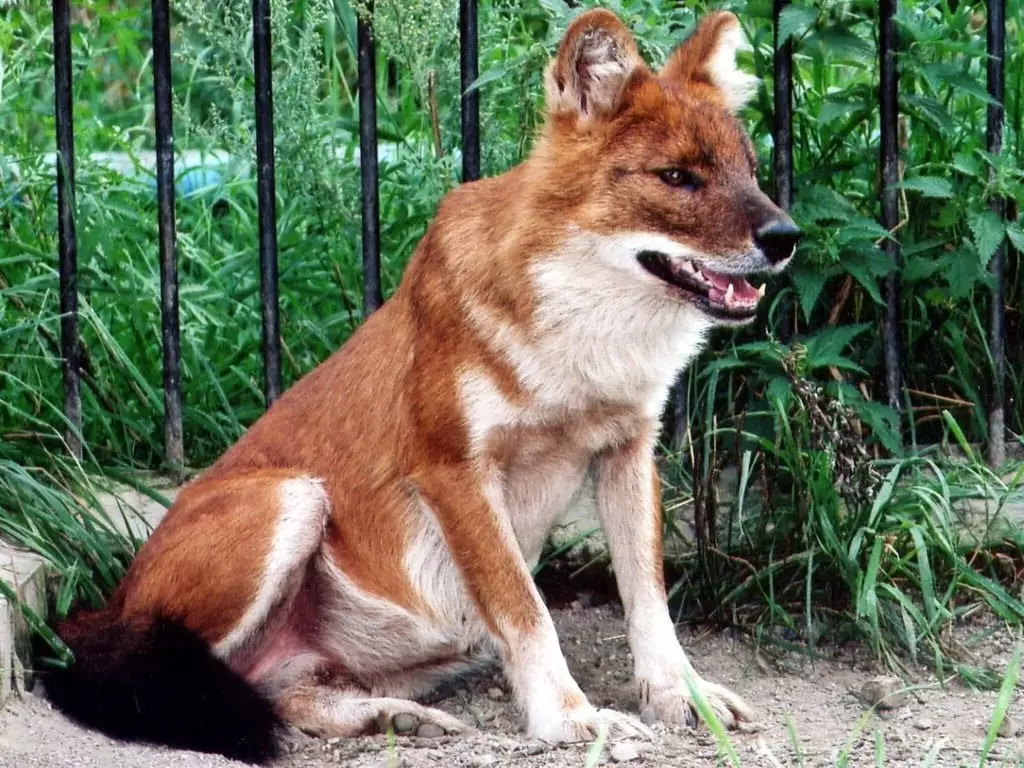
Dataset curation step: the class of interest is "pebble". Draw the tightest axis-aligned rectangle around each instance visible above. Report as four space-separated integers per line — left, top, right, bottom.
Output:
998 714 1018 738
470 754 498 767
639 708 657 727
416 722 446 738
858 676 907 710
487 686 505 701
914 718 934 731
610 742 641 763
392 713 419 734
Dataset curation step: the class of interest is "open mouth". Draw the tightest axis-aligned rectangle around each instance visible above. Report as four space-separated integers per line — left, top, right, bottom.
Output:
636 251 765 321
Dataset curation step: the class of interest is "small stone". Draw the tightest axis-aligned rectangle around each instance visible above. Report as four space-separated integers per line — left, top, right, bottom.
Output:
392 712 419 734
858 676 907 710
914 718 934 731
639 707 657 727
610 743 641 763
998 714 1018 738
487 686 505 701
416 722 446 738
470 754 498 767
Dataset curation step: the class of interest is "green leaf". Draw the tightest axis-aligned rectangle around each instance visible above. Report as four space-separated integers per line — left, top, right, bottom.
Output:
900 176 954 199
951 152 982 176
465 65 509 95
814 24 875 61
1006 223 1024 253
901 255 940 284
537 0 571 18
803 323 872 367
789 265 829 321
842 246 889 306
970 209 1006 267
904 94 956 134
766 376 792 405
940 247 982 298
777 5 818 44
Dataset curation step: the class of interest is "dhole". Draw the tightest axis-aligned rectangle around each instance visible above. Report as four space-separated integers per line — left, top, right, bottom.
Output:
42 7 800 763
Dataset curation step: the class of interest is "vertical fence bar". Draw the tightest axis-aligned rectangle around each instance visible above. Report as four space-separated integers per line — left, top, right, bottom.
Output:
771 0 794 344
773 0 793 210
986 0 1006 467
52 0 82 460
253 0 282 405
459 0 480 182
879 0 903 414
357 2 382 317
151 0 184 470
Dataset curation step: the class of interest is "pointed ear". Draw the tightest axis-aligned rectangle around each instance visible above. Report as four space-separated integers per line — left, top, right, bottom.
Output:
660 11 758 113
544 9 646 123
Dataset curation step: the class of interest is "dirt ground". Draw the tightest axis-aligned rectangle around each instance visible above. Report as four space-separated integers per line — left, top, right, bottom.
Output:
0 602 1021 768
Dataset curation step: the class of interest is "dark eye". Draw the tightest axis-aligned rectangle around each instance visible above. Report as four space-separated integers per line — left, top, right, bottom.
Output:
657 168 702 191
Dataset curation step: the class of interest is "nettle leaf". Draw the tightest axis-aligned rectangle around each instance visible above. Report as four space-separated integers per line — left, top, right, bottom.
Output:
1007 223 1024 253
850 398 903 454
900 175 954 199
902 254 941 284
843 246 889 306
793 186 858 224
970 209 1006 267
904 94 956 134
951 152 982 176
789 263 831 322
777 4 818 44
814 24 875 61
803 323 872 372
941 247 983 298
836 217 890 244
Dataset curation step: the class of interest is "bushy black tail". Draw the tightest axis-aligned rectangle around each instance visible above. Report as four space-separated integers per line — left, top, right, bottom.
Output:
36 611 283 765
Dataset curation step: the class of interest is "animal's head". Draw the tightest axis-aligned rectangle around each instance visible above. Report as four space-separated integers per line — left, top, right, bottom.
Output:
535 8 800 326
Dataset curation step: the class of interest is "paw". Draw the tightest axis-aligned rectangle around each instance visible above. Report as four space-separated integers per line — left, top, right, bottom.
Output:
643 677 754 730
530 705 654 744
375 702 470 737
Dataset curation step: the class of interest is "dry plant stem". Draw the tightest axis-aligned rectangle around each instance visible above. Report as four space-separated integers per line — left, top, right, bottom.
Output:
427 69 443 160
905 388 975 408
332 261 359 329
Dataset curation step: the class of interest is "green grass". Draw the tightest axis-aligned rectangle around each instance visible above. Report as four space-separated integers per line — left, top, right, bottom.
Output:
1 0 1023 695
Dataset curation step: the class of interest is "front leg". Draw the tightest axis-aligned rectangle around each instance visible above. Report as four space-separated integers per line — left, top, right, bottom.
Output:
411 462 650 743
594 430 755 728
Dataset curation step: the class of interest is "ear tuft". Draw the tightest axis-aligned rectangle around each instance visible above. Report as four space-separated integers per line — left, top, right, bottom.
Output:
544 9 644 122
661 11 759 113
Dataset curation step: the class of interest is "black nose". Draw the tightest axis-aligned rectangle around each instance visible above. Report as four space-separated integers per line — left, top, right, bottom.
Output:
754 220 802 265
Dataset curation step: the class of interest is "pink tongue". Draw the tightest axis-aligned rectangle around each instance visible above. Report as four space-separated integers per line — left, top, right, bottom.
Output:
703 269 759 303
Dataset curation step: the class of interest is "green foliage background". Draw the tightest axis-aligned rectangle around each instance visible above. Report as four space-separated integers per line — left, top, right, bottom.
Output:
1 0 1022 470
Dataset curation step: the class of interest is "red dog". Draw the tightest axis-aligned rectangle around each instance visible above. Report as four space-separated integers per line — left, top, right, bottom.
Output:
45 8 798 763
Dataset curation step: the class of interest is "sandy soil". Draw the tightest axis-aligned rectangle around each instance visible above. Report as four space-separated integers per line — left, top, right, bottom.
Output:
1 603 1021 768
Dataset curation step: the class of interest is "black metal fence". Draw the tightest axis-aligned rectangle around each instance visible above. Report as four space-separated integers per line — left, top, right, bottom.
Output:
50 1 1010 468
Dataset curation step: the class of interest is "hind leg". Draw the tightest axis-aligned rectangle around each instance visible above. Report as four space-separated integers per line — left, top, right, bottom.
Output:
119 471 329 667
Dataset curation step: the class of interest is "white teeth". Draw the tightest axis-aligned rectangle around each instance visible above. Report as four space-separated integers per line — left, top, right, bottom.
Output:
724 283 735 305
756 283 766 299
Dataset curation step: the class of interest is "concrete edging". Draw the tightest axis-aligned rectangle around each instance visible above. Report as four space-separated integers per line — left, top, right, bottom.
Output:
0 485 175 707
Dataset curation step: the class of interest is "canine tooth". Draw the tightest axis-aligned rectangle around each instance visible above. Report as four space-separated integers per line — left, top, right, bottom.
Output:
724 283 735 305
756 283 766 299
